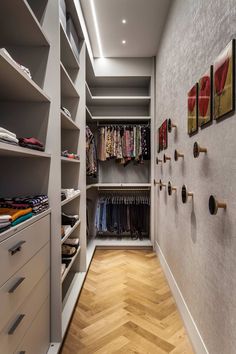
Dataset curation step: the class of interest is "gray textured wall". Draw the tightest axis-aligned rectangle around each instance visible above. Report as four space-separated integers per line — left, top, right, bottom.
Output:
155 1 236 353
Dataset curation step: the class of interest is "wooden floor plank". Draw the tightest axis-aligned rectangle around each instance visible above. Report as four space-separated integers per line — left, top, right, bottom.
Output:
60 250 194 354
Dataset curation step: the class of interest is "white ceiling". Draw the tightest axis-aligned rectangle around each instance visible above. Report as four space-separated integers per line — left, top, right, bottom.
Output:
80 0 171 58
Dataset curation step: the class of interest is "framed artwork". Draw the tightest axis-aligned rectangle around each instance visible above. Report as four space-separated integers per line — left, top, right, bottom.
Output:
188 83 198 135
158 119 168 151
213 39 235 120
198 66 213 127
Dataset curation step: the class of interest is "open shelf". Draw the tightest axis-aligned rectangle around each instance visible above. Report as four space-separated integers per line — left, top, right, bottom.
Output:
61 157 80 164
0 49 50 102
86 82 150 107
86 183 152 190
61 109 80 130
61 246 81 283
61 63 80 98
0 0 50 46
61 190 81 206
61 220 81 244
60 23 80 70
0 209 51 243
0 142 50 158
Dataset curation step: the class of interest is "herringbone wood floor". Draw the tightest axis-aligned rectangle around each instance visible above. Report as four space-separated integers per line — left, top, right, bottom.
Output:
61 250 194 354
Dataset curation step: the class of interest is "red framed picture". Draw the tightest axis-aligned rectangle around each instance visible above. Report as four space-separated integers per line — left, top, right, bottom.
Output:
198 66 213 127
188 83 198 135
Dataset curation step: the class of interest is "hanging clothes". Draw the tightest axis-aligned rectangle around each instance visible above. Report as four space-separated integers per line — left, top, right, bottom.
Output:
86 126 97 177
97 124 151 166
95 193 150 239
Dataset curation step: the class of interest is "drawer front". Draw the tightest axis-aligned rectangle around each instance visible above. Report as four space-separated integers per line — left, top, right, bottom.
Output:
14 298 50 354
0 214 50 286
0 271 49 354
0 242 49 333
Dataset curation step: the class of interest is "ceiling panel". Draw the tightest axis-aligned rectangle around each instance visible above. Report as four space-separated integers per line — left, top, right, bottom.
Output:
80 0 171 58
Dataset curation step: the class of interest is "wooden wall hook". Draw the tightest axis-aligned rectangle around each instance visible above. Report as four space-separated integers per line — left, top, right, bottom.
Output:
156 157 162 164
168 181 177 196
174 149 184 161
158 179 166 191
209 195 227 215
163 154 171 163
168 118 177 133
181 184 194 203
193 142 207 158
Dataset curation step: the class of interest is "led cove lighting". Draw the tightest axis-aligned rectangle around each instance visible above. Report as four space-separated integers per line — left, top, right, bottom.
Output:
90 0 104 58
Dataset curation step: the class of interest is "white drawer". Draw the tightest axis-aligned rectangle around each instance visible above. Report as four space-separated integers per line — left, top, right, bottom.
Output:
14 298 50 354
0 242 49 333
0 271 49 354
0 214 50 286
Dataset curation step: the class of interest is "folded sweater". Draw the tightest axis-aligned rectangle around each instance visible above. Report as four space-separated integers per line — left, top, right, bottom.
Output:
0 207 32 221
11 213 33 226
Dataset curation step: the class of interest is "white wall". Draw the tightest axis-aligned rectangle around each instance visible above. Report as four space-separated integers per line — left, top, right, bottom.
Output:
155 1 236 353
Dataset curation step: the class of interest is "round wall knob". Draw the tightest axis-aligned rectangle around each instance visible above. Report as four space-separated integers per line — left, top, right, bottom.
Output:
193 142 207 158
158 179 166 191
156 157 162 164
163 154 171 163
168 118 177 133
209 195 227 215
174 149 184 161
181 184 194 203
168 181 177 196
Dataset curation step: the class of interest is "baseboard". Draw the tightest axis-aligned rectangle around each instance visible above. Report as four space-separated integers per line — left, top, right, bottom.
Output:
155 241 209 354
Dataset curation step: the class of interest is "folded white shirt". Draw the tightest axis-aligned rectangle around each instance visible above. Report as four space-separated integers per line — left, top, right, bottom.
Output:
0 127 17 139
0 132 19 144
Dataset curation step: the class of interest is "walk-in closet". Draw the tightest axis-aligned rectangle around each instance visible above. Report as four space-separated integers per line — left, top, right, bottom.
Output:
0 0 235 353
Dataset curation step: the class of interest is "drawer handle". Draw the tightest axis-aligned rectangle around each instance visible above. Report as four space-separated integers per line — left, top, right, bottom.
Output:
8 314 25 335
19 352 26 354
8 241 26 256
8 277 25 294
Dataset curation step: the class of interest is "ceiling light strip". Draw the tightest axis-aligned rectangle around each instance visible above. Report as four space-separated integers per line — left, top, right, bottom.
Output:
90 0 104 58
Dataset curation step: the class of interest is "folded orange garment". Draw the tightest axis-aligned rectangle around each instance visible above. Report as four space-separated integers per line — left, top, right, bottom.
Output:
0 207 32 221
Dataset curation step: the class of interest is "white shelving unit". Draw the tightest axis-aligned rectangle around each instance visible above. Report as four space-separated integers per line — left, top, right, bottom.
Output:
61 109 80 130
61 190 81 206
0 49 50 102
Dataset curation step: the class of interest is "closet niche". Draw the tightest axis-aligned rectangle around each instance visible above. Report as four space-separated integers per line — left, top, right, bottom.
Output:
86 70 152 243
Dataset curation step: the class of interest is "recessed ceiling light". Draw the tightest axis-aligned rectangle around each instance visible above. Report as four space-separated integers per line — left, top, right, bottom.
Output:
122 19 127 24
122 40 126 44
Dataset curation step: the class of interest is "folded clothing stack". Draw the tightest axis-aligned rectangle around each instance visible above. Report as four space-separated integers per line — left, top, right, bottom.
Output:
61 212 79 227
61 192 67 202
19 137 44 152
0 207 33 233
3 48 32 79
61 150 80 160
0 127 19 146
0 195 49 215
61 188 80 200
61 106 72 118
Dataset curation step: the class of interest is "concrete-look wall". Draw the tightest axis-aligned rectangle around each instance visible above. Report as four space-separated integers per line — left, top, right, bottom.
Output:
155 1 236 353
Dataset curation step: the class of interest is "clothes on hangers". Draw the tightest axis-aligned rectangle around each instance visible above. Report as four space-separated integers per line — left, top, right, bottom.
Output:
97 124 150 166
86 126 97 177
95 193 150 239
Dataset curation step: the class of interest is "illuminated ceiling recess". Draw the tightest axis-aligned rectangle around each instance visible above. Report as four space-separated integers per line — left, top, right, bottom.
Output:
90 0 104 57
82 0 171 58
